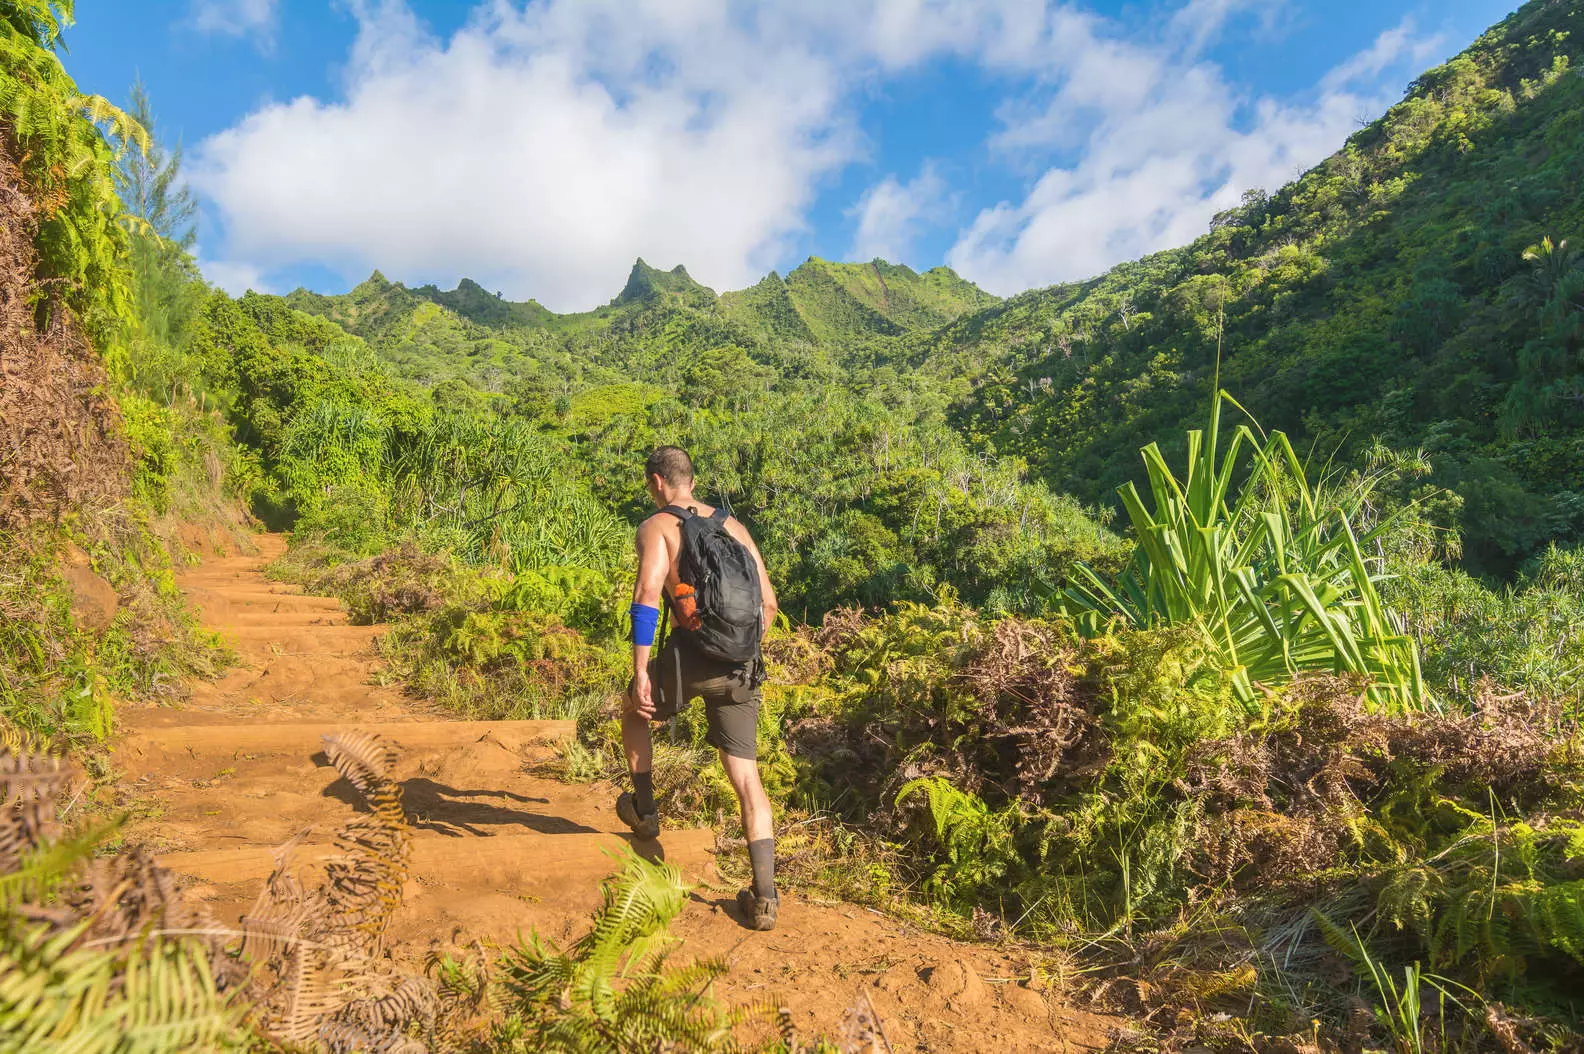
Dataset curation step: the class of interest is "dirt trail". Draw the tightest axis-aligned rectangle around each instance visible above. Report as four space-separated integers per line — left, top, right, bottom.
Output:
117 534 1113 1051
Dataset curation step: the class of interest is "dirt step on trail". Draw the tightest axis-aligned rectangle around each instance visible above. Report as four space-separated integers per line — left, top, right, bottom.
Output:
119 533 1113 1052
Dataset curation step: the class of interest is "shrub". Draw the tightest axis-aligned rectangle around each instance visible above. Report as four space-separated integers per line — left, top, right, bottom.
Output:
1065 392 1427 711
445 848 773 1053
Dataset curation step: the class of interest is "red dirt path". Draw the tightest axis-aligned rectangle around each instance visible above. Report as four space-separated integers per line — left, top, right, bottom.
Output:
117 533 1116 1051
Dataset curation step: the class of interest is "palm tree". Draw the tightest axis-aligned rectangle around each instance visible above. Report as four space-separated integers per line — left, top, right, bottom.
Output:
1521 237 1579 305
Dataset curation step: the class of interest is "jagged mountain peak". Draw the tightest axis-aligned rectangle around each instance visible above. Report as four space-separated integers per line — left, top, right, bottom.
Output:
614 258 718 307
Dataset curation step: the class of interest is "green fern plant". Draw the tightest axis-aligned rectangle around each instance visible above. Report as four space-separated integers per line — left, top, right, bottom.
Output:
0 0 147 350
477 848 772 1052
0 918 241 1054
895 777 1020 906
1391 814 1584 976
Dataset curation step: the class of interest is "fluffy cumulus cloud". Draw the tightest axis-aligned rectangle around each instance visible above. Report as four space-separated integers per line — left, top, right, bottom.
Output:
196 253 271 296
194 1 858 310
189 0 278 38
193 0 1446 308
848 164 949 264
947 13 1443 293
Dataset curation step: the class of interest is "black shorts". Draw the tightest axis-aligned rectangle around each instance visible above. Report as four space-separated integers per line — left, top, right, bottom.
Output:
628 641 761 761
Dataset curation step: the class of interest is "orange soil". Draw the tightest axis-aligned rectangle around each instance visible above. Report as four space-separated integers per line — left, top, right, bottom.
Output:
116 533 1116 1052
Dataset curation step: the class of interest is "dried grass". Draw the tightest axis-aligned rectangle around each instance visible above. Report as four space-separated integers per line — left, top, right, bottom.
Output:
0 127 128 528
1176 677 1578 891
295 542 455 625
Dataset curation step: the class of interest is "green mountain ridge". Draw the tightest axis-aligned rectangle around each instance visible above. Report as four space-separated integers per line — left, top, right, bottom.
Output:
613 258 717 310
275 0 1584 574
284 255 999 373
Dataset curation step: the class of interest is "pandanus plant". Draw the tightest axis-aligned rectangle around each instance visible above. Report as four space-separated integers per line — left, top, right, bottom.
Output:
1065 390 1428 712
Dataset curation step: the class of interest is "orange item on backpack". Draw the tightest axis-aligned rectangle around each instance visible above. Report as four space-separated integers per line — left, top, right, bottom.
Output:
670 581 703 632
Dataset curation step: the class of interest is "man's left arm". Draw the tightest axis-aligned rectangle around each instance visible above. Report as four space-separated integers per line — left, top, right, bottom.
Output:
629 519 669 717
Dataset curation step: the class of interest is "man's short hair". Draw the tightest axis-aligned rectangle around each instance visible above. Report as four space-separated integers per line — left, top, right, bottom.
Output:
645 446 694 486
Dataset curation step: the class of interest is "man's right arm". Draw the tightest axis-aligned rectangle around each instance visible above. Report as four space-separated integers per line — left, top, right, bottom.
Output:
736 525 778 639
629 518 670 718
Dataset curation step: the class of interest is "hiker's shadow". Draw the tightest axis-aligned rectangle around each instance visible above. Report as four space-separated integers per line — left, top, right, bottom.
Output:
615 833 669 865
690 890 757 931
318 766 599 837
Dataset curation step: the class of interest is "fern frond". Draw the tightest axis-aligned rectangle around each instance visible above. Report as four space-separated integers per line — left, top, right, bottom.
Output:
322 730 396 796
0 917 240 1053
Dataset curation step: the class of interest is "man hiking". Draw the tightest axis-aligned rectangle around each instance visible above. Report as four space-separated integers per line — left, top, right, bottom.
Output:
618 446 781 931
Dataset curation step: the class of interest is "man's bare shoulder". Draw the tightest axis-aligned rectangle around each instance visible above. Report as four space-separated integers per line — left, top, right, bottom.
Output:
636 512 681 537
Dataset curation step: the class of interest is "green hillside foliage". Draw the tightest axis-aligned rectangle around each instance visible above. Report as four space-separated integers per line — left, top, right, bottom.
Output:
787 258 998 338
1 0 239 749
933 0 1584 577
7 0 1584 1047
260 253 1103 620
0 0 143 351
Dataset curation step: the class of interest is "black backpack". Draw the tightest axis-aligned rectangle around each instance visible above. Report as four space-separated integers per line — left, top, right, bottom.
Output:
662 505 763 663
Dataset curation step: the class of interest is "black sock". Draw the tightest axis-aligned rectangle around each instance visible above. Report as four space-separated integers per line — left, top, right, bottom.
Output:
630 770 655 815
748 838 776 900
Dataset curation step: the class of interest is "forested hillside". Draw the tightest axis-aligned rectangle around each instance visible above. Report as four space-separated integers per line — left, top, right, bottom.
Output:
243 250 1110 621
6 0 1584 1050
925 0 1584 575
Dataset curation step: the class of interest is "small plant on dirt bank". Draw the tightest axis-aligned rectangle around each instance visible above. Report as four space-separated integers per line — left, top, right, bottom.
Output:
1 510 234 748
435 848 775 1053
1348 930 1482 1054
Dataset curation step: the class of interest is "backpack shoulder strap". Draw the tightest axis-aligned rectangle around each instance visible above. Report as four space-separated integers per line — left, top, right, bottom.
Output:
660 505 695 522
709 508 729 525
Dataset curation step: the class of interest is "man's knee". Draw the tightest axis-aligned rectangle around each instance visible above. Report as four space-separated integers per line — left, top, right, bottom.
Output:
621 706 651 739
720 752 765 794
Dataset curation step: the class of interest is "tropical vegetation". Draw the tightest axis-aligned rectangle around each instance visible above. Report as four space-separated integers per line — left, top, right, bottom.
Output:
4 0 1584 1050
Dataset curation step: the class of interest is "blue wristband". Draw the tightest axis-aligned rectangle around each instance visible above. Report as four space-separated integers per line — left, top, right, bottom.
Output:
630 603 660 647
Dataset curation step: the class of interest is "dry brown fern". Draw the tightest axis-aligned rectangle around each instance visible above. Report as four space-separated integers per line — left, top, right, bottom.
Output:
0 732 456 1052
234 730 461 1052
319 730 410 956
0 751 68 870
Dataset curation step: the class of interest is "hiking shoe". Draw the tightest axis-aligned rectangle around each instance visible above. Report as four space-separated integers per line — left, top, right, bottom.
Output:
616 792 660 840
736 888 778 931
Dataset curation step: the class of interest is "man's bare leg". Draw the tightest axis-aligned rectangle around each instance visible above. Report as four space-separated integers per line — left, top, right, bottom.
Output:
721 751 773 843
621 698 654 777
617 690 659 837
722 750 776 928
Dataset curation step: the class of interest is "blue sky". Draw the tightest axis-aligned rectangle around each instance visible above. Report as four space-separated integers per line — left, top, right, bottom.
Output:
66 0 1517 310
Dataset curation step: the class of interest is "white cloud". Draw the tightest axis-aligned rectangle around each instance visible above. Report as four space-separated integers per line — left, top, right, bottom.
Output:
947 12 1441 294
1167 0 1285 58
192 0 1446 308
848 164 949 264
189 0 278 38
197 253 270 296
194 1 858 311
1323 17 1444 92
